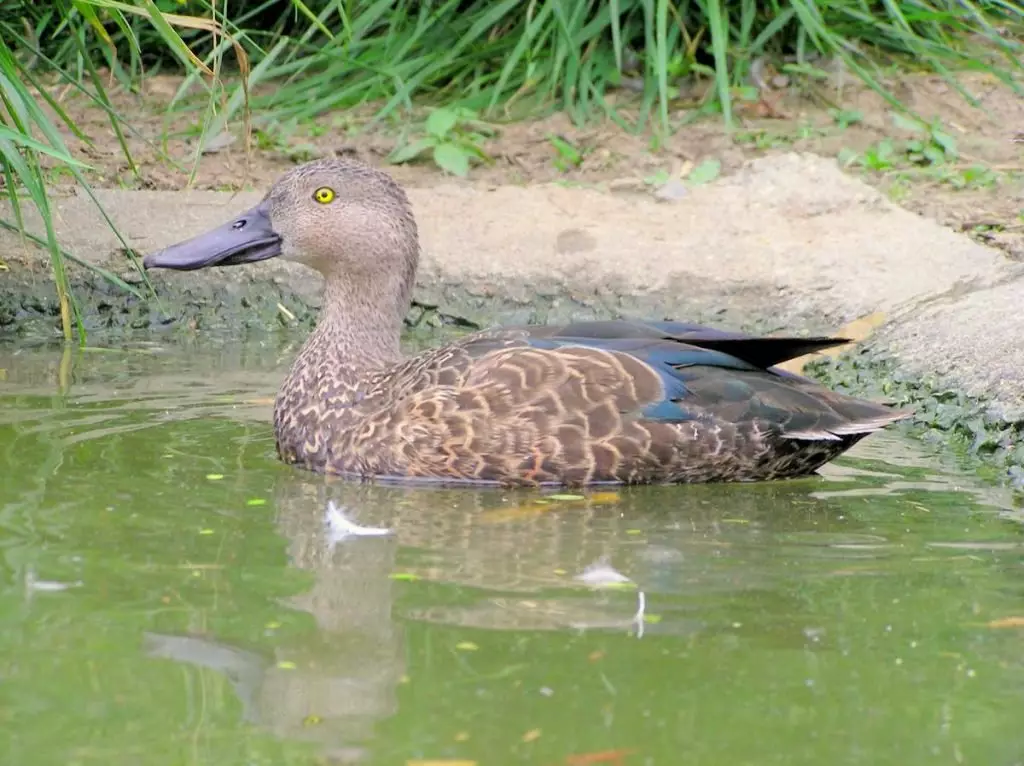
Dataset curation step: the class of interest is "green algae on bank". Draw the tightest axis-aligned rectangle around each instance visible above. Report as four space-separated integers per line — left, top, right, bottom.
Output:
807 350 1024 497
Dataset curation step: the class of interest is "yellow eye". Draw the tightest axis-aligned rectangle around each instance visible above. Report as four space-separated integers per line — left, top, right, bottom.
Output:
313 187 335 204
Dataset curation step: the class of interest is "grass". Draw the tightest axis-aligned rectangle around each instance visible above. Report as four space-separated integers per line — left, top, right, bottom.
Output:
1 0 1022 341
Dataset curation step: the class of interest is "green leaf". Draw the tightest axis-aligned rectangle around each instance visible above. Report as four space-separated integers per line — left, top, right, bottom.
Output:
433 143 470 177
389 137 435 165
922 145 945 165
891 112 923 133
644 169 671 185
931 129 958 158
687 158 722 185
458 140 492 162
425 108 459 139
0 126 90 167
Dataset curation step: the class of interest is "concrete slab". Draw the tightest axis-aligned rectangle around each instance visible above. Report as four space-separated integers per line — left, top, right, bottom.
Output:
2 152 1022 414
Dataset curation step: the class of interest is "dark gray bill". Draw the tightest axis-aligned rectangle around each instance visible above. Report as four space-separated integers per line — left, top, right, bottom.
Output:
143 202 281 271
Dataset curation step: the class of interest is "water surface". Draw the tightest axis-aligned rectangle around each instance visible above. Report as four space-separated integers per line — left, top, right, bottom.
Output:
2 336 1024 766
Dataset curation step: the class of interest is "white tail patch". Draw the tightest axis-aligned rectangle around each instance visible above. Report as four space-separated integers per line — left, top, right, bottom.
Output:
783 408 913 441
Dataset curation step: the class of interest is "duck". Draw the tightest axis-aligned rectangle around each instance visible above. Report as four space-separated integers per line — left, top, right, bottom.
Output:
143 158 909 487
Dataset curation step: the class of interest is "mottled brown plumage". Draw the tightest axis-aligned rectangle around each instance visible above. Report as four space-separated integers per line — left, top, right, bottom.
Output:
144 158 910 487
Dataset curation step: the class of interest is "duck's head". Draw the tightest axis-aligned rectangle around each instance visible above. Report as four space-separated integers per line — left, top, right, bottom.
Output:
143 158 419 286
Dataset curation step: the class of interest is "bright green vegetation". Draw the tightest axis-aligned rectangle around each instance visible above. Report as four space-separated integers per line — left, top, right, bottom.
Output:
3 337 1024 764
1 0 1022 338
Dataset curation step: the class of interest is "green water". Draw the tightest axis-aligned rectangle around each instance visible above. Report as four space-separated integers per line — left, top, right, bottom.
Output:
2 337 1024 766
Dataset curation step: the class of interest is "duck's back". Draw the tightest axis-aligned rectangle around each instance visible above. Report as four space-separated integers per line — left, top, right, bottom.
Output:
275 320 908 486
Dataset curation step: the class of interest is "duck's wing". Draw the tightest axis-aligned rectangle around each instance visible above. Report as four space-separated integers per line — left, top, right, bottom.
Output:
519 319 851 370
364 324 907 484
512 328 905 441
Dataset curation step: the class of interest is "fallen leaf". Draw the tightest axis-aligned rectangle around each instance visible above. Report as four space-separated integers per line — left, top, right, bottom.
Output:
522 728 542 743
775 311 887 375
246 498 267 506
987 616 1024 628
276 661 297 670
389 572 422 582
205 473 224 481
455 641 479 651
479 500 560 524
564 748 639 765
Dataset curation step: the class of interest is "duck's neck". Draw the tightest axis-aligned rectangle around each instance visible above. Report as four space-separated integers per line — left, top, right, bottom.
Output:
299 274 407 382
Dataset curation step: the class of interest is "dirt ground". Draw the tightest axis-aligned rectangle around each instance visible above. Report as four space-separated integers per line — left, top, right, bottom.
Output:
47 70 1024 259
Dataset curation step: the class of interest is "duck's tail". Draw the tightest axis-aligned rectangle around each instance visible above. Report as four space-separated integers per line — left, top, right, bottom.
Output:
781 391 913 442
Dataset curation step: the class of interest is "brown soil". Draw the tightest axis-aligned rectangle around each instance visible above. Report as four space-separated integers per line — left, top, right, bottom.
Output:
44 70 1024 258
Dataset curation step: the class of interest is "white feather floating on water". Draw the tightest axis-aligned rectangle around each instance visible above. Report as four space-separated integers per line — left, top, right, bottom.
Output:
574 558 636 589
632 590 647 640
324 500 392 548
25 567 82 595
571 559 648 639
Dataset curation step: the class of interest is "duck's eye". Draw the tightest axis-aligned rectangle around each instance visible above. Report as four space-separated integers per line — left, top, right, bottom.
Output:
313 187 336 204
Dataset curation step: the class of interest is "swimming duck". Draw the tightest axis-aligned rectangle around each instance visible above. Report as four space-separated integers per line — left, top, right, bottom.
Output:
144 158 908 486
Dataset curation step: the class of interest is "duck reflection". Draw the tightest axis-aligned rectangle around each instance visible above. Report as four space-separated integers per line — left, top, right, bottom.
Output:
144 463 906 762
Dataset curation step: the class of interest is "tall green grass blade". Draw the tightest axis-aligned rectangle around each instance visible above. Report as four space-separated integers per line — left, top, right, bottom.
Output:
0 219 146 299
0 125 91 163
288 0 336 40
72 27 139 178
653 0 669 133
704 0 733 127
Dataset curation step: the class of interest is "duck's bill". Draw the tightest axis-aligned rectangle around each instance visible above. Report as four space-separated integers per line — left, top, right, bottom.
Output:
143 202 281 271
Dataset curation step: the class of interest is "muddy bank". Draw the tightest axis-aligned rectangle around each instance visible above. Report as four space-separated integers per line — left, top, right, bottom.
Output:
2 152 1024 471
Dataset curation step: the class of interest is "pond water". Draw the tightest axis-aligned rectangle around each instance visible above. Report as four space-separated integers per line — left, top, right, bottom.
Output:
2 334 1024 766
